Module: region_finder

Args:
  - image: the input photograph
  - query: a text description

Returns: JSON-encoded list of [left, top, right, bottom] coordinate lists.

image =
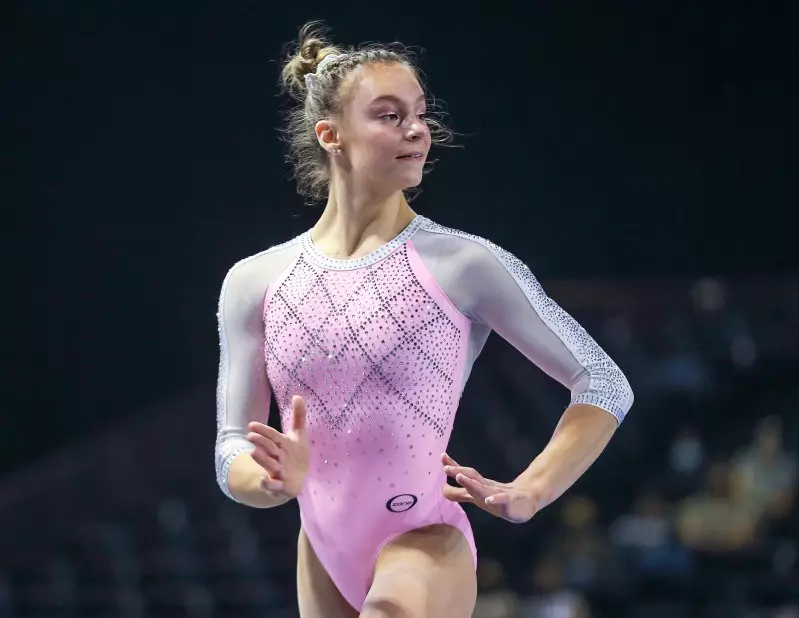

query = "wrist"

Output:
[[514, 469, 556, 510]]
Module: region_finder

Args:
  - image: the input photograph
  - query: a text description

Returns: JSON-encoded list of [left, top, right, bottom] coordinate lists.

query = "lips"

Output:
[[396, 153, 424, 160]]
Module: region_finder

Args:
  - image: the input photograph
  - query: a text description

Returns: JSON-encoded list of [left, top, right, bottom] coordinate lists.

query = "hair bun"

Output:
[[280, 21, 341, 101]]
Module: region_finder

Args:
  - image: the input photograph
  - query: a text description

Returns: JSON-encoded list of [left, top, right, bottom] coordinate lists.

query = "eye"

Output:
[[417, 112, 427, 119], [380, 113, 400, 122]]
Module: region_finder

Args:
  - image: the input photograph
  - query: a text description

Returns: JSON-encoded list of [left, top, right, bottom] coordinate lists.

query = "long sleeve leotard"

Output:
[[214, 215, 633, 610]]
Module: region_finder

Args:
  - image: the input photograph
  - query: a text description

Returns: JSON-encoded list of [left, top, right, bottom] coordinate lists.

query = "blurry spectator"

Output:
[[730, 416, 797, 519], [692, 278, 727, 314], [656, 317, 714, 395], [666, 425, 706, 498], [539, 496, 623, 591], [670, 426, 705, 477], [518, 558, 591, 618], [610, 489, 691, 576], [676, 463, 760, 552], [473, 557, 519, 618], [691, 278, 748, 361]]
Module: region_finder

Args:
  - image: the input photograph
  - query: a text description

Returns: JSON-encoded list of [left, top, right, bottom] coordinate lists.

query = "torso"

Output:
[[262, 215, 477, 608]]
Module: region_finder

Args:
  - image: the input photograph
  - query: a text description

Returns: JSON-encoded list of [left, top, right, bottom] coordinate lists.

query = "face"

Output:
[[320, 62, 431, 193]]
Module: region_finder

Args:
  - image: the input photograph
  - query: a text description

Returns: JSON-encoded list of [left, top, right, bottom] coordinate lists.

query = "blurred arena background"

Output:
[[7, 3, 796, 618]]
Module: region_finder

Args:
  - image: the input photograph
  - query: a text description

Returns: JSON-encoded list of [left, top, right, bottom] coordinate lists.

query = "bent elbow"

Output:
[[214, 435, 253, 501], [571, 360, 634, 425], [617, 372, 634, 422]]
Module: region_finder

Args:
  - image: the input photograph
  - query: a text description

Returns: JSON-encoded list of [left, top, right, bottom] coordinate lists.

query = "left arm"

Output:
[[514, 403, 618, 510], [441, 239, 633, 521]]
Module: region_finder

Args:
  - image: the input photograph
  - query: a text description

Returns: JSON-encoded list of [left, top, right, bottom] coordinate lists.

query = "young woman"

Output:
[[214, 21, 634, 618]]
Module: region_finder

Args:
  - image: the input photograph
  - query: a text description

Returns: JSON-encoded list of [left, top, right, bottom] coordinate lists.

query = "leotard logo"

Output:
[[386, 494, 418, 513]]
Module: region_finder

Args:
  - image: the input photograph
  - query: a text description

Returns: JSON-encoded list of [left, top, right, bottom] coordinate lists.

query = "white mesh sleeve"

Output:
[[214, 255, 273, 501], [418, 220, 634, 423]]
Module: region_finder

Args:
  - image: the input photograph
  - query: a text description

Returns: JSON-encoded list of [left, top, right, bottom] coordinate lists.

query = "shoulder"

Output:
[[416, 216, 537, 282], [219, 234, 303, 305]]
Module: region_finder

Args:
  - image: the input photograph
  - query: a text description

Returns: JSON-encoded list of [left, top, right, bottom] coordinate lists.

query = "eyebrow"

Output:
[[369, 94, 426, 106]]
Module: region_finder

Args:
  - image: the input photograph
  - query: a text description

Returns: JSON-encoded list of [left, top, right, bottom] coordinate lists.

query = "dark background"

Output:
[[9, 2, 794, 476], [5, 3, 798, 617]]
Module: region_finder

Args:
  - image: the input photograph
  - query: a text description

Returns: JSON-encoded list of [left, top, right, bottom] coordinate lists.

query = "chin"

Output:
[[401, 172, 425, 189], [373, 170, 424, 195]]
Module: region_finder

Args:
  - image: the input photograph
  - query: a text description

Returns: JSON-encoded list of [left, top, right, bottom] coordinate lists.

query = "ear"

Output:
[[315, 119, 341, 154]]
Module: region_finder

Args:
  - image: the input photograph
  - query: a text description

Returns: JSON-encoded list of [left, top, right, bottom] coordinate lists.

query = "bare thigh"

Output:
[[297, 527, 359, 618], [360, 524, 477, 618]]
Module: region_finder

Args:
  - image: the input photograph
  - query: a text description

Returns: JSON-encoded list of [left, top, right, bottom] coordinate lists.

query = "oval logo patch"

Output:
[[386, 494, 418, 513]]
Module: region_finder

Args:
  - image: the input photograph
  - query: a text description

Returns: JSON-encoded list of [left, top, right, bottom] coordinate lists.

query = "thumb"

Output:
[[291, 396, 308, 432]]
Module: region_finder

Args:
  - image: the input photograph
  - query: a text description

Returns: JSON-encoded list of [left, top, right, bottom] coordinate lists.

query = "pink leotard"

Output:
[[214, 215, 634, 611]]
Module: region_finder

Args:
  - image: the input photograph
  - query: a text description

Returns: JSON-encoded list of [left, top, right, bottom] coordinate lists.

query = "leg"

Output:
[[297, 527, 359, 618], [360, 524, 477, 618]]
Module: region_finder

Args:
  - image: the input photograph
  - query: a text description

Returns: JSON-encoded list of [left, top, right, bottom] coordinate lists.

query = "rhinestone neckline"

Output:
[[301, 215, 428, 271]]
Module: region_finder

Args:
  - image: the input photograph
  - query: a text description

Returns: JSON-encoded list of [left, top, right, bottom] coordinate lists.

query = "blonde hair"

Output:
[[279, 21, 454, 203]]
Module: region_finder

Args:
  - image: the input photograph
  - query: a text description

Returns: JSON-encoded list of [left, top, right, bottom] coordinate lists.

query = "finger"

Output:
[[456, 473, 491, 499], [291, 396, 307, 432], [485, 493, 509, 506], [248, 423, 289, 447], [247, 420, 273, 432], [250, 448, 282, 476], [445, 465, 485, 483], [260, 477, 284, 493], [247, 433, 283, 461], [441, 452, 460, 467], [441, 483, 475, 503], [248, 421, 275, 438], [443, 465, 473, 478]]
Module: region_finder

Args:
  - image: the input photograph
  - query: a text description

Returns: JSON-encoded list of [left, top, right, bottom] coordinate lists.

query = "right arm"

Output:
[[214, 260, 288, 509]]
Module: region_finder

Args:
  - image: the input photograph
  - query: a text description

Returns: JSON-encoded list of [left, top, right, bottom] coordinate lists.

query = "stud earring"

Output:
[[332, 148, 342, 155]]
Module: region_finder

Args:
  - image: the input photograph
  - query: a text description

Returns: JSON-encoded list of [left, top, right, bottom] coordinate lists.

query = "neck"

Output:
[[311, 181, 417, 259]]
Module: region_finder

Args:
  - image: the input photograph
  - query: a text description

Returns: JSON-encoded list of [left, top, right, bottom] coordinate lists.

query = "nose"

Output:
[[403, 118, 425, 140]]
